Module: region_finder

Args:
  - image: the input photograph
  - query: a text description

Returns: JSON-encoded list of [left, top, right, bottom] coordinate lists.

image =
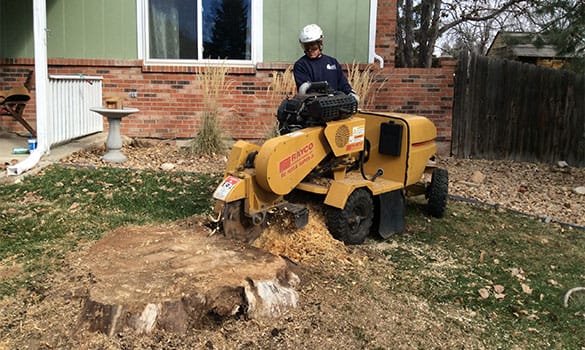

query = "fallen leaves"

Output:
[[509, 267, 526, 281], [521, 283, 533, 295], [477, 285, 506, 300], [493, 285, 506, 299], [441, 157, 585, 227], [68, 202, 80, 211], [60, 142, 227, 175], [547, 279, 559, 286]]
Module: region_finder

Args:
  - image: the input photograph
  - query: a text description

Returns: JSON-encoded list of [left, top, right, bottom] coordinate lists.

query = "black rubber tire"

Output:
[[325, 188, 374, 245], [426, 168, 449, 218]]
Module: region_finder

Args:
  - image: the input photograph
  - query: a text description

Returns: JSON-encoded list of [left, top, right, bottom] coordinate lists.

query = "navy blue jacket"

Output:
[[293, 54, 353, 94]]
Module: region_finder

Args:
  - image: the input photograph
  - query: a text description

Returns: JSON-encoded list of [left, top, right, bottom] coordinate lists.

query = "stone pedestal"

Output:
[[90, 107, 139, 163]]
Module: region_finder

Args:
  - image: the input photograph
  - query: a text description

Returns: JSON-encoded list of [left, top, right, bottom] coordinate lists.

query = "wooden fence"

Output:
[[452, 52, 585, 166]]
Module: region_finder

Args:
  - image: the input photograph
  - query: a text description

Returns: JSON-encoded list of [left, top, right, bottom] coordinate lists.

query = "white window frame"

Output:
[[136, 0, 263, 66]]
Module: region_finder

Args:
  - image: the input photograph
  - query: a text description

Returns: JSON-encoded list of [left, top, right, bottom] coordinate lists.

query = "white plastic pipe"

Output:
[[369, 0, 384, 68], [6, 149, 44, 176], [373, 53, 385, 69], [7, 0, 49, 176]]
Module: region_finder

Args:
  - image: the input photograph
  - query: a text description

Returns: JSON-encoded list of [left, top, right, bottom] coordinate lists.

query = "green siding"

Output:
[[2, 0, 370, 63], [47, 0, 137, 59], [0, 0, 34, 58], [0, 0, 137, 59], [263, 0, 371, 64]]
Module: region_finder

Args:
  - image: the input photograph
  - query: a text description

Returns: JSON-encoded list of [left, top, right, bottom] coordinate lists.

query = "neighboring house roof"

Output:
[[486, 31, 570, 59]]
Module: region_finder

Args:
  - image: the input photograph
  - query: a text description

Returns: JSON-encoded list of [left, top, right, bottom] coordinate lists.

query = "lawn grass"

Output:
[[0, 165, 584, 348], [395, 201, 585, 348], [0, 165, 221, 297]]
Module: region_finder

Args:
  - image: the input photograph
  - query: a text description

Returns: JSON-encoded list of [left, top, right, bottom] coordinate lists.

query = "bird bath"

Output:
[[90, 107, 139, 163]]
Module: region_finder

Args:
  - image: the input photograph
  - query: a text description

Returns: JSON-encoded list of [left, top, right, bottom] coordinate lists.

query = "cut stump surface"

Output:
[[77, 222, 299, 336]]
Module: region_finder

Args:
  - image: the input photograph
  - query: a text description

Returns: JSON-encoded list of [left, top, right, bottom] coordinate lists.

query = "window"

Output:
[[145, 0, 256, 63]]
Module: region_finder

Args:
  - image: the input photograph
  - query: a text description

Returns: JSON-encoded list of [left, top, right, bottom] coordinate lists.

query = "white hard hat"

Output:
[[299, 24, 323, 44]]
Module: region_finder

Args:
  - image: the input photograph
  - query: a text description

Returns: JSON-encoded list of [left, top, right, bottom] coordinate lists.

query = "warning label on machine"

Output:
[[213, 176, 240, 200], [346, 125, 365, 151]]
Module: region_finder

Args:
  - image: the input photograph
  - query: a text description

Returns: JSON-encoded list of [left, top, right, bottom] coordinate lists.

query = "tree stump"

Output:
[[76, 223, 299, 335]]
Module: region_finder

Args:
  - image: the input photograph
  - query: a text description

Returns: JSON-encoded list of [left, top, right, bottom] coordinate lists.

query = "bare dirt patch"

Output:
[[440, 157, 585, 227]]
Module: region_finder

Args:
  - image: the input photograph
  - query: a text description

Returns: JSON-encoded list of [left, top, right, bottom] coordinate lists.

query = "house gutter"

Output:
[[7, 0, 49, 176], [369, 0, 384, 68]]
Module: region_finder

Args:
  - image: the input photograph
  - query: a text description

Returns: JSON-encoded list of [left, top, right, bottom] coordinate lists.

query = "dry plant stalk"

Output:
[[189, 64, 233, 155], [263, 66, 296, 139], [346, 62, 386, 109], [269, 65, 296, 105]]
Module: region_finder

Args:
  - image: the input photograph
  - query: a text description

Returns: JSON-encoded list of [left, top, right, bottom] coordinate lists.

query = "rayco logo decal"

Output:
[[279, 142, 315, 177]]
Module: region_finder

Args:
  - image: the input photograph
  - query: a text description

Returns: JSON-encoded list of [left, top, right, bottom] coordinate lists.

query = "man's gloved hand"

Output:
[[349, 92, 360, 105]]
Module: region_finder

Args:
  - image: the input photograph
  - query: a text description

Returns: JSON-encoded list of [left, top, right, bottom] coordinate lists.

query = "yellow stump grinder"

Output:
[[213, 82, 448, 245]]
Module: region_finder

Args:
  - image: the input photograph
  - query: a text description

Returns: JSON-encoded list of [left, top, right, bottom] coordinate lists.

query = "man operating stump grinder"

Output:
[[213, 24, 448, 245], [277, 24, 360, 134]]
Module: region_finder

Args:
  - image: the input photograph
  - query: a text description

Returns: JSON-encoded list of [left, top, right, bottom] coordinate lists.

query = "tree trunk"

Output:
[[76, 224, 300, 335]]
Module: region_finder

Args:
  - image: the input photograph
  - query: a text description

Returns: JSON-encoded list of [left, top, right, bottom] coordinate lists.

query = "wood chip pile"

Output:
[[252, 205, 348, 263]]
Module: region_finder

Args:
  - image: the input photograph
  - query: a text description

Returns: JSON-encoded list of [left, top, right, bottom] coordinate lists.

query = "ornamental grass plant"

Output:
[[346, 62, 386, 109], [264, 66, 296, 139], [188, 64, 233, 155]]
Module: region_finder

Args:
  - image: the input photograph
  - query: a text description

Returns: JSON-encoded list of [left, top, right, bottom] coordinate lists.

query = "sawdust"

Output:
[[252, 205, 348, 264]]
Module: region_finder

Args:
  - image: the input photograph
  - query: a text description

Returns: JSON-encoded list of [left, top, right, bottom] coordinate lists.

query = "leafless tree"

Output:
[[396, 0, 535, 67]]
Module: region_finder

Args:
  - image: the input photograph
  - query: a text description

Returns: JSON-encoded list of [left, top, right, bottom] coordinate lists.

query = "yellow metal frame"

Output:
[[295, 111, 438, 208], [357, 111, 437, 187], [213, 110, 438, 216]]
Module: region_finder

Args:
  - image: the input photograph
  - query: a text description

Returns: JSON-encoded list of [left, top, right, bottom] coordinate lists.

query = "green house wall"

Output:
[[0, 1, 34, 58], [0, 0, 370, 63], [263, 0, 371, 63], [1, 0, 136, 59], [46, 0, 137, 59]]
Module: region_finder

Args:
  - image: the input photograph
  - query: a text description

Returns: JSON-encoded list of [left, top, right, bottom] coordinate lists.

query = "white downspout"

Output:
[[369, 0, 384, 68], [7, 0, 49, 176]]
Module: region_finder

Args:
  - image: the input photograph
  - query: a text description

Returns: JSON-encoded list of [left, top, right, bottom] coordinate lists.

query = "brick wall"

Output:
[[1, 60, 286, 140], [372, 60, 457, 143], [1, 0, 455, 150], [1, 60, 455, 143], [375, 0, 397, 66]]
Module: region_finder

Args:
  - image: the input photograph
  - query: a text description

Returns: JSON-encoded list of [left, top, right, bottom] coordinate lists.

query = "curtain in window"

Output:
[[149, 0, 179, 59], [149, 0, 197, 59]]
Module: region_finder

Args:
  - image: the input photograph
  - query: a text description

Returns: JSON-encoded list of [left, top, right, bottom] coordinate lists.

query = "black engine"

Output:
[[277, 84, 358, 134]]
